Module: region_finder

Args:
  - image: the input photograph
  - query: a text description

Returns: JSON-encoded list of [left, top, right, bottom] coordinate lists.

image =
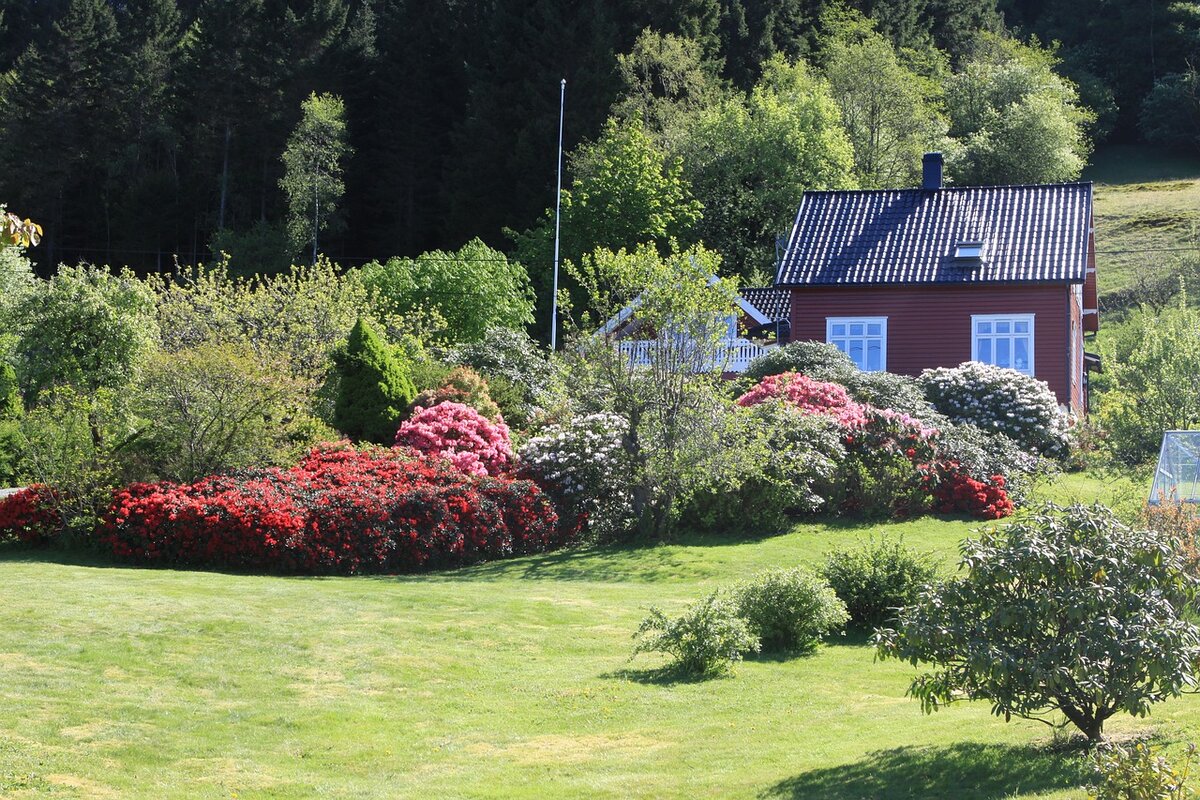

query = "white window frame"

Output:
[[826, 316, 887, 372], [972, 313, 1035, 375]]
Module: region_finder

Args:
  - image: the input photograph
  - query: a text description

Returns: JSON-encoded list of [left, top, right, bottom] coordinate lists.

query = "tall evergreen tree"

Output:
[[0, 0, 123, 267], [443, 0, 624, 247]]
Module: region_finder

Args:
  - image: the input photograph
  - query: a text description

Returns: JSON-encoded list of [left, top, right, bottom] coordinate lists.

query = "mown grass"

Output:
[[0, 471, 1191, 799], [1085, 145, 1200, 300]]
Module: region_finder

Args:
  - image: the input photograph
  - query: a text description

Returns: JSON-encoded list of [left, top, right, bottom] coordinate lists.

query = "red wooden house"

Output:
[[775, 153, 1099, 413]]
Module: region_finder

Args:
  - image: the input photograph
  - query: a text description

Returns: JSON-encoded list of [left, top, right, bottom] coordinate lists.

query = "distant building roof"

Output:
[[775, 182, 1093, 286], [738, 287, 789, 322]]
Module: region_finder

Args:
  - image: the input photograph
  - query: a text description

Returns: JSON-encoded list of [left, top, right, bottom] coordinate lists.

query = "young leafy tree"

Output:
[[875, 503, 1200, 743], [944, 34, 1093, 185], [12, 265, 159, 401], [0, 361, 20, 421], [331, 318, 416, 444], [611, 30, 729, 146], [280, 92, 351, 262], [510, 117, 702, 320], [823, 28, 948, 188], [674, 57, 855, 278], [1094, 296, 1200, 466], [358, 238, 534, 344], [563, 242, 741, 537]]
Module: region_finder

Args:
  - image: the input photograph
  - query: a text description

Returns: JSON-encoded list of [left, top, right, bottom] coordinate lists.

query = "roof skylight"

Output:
[[954, 241, 984, 260]]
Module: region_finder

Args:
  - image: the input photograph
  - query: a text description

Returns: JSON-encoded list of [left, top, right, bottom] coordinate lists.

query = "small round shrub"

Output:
[[631, 591, 760, 677], [395, 401, 513, 476], [919, 362, 1069, 457], [447, 326, 556, 392], [1091, 740, 1199, 800], [733, 567, 848, 652], [411, 366, 502, 421], [518, 412, 634, 540], [820, 537, 939, 627], [737, 372, 866, 426], [743, 341, 856, 384]]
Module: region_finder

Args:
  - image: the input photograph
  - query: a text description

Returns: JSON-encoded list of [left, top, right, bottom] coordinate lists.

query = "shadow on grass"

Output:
[[600, 665, 728, 686], [761, 741, 1090, 800]]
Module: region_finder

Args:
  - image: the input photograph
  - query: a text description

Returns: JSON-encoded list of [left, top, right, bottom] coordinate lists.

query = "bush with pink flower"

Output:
[[395, 401, 514, 476], [736, 372, 867, 426]]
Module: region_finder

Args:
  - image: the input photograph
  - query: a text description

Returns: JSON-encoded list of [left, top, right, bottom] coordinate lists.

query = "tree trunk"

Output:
[[218, 122, 231, 231]]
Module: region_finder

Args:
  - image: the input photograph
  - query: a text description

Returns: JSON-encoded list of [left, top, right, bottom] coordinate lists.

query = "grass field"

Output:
[[0, 471, 1186, 800], [1086, 145, 1200, 300]]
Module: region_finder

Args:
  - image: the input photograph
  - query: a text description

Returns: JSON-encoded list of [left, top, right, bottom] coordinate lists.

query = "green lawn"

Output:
[[0, 472, 1188, 799]]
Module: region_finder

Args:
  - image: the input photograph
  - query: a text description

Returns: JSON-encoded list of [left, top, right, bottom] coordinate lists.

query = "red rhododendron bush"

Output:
[[97, 444, 565, 574], [0, 485, 61, 545], [395, 401, 513, 476]]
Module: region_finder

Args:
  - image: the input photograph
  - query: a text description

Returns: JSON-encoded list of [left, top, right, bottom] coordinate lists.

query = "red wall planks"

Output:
[[788, 283, 1080, 410]]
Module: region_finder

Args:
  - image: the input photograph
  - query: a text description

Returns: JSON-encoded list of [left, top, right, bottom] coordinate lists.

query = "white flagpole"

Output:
[[550, 78, 566, 350]]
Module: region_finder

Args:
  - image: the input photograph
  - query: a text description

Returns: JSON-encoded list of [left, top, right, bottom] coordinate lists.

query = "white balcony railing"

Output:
[[616, 338, 772, 373]]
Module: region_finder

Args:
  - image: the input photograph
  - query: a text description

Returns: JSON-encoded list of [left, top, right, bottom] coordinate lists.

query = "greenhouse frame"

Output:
[[1149, 431, 1200, 505]]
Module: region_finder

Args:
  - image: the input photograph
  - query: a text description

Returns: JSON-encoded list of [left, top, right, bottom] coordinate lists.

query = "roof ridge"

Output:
[[801, 182, 1094, 196]]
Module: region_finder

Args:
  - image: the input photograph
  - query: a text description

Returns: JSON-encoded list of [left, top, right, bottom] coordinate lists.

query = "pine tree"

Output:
[[331, 318, 416, 444], [0, 0, 123, 266]]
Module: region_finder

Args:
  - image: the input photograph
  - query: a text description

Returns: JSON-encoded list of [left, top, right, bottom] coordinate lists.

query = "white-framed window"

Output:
[[972, 314, 1034, 374], [826, 317, 886, 371]]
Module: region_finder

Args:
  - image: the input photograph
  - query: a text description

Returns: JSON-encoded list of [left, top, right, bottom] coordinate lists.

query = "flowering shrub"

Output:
[[737, 372, 867, 426], [395, 401, 513, 476], [836, 408, 942, 518], [98, 445, 564, 574], [927, 462, 1014, 519], [919, 362, 1069, 457], [518, 412, 634, 540], [410, 366, 502, 421], [0, 485, 61, 544]]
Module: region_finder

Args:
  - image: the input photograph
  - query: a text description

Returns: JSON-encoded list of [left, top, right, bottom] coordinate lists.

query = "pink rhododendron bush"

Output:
[[737, 372, 867, 426], [395, 401, 514, 476]]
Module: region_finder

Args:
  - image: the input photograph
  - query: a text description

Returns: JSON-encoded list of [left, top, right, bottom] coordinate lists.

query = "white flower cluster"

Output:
[[519, 412, 635, 538], [919, 362, 1069, 457]]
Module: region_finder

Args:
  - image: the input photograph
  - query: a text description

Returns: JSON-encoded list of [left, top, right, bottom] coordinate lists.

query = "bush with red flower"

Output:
[[0, 485, 61, 544], [395, 401, 513, 476], [926, 462, 1014, 520], [98, 444, 564, 574]]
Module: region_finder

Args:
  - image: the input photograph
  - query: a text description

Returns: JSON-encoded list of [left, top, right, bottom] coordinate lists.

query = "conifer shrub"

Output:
[[331, 318, 416, 443]]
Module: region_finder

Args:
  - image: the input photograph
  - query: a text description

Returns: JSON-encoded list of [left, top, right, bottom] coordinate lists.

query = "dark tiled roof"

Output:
[[775, 183, 1092, 286], [739, 287, 789, 322]]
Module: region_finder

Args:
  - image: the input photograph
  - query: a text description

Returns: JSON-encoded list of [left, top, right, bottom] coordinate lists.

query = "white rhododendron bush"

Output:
[[919, 362, 1069, 457]]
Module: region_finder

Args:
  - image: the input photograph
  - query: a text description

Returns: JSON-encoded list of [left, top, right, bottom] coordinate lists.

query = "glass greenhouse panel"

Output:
[[1149, 431, 1200, 504]]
